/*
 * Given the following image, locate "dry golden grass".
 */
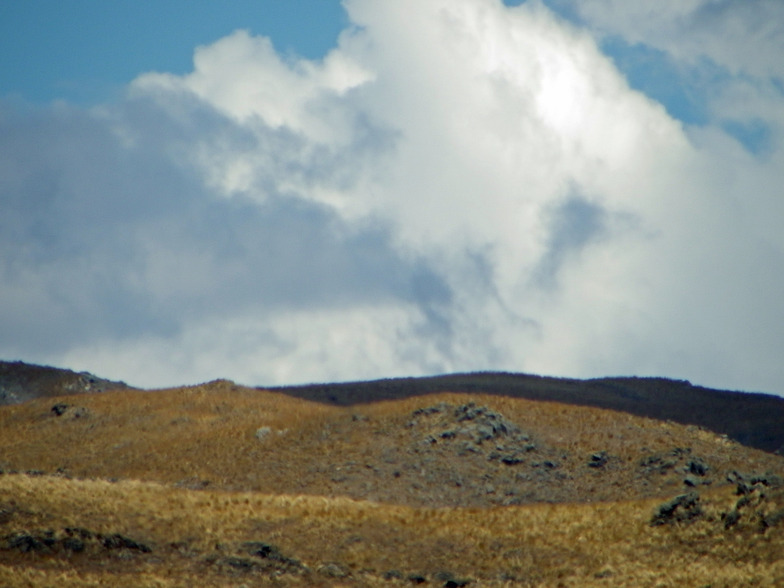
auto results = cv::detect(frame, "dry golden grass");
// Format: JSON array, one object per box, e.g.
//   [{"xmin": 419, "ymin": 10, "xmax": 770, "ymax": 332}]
[
  {"xmin": 0, "ymin": 381, "xmax": 338, "ymax": 487},
  {"xmin": 2, "ymin": 384, "xmax": 779, "ymax": 501},
  {"xmin": 1, "ymin": 380, "xmax": 783, "ymax": 586},
  {"xmin": 0, "ymin": 473, "xmax": 782, "ymax": 586}
]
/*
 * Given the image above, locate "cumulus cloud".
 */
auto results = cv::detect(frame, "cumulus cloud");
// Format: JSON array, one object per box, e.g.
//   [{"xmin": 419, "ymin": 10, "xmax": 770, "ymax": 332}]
[
  {"xmin": 1, "ymin": 0, "xmax": 783, "ymax": 394},
  {"xmin": 557, "ymin": 0, "xmax": 784, "ymax": 79},
  {"xmin": 555, "ymin": 0, "xmax": 784, "ymax": 152}
]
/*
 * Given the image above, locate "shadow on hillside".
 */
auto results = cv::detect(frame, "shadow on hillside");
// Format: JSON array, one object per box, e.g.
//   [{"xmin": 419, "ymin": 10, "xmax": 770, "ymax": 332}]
[
  {"xmin": 0, "ymin": 360, "xmax": 133, "ymax": 405},
  {"xmin": 268, "ymin": 372, "xmax": 784, "ymax": 455}
]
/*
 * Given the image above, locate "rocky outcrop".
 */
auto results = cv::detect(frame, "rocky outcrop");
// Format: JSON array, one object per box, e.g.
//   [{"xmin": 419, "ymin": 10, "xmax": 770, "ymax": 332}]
[
  {"xmin": 650, "ymin": 491, "xmax": 702, "ymax": 526},
  {"xmin": 721, "ymin": 471, "xmax": 784, "ymax": 530},
  {"xmin": 2, "ymin": 527, "xmax": 151, "ymax": 555},
  {"xmin": 50, "ymin": 403, "xmax": 90, "ymax": 419},
  {"xmin": 408, "ymin": 402, "xmax": 537, "ymax": 465},
  {"xmin": 639, "ymin": 447, "xmax": 716, "ymax": 488}
]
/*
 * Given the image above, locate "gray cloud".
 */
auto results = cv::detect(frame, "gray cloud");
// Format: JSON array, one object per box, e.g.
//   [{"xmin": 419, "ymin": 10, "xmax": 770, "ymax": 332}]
[
  {"xmin": 0, "ymin": 95, "xmax": 450, "ymax": 362},
  {"xmin": 555, "ymin": 0, "xmax": 784, "ymax": 78},
  {"xmin": 553, "ymin": 0, "xmax": 784, "ymax": 151},
  {"xmin": 533, "ymin": 196, "xmax": 607, "ymax": 288}
]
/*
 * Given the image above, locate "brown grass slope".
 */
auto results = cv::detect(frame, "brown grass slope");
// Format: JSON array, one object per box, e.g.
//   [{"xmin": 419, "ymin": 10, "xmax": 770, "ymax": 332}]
[
  {"xmin": 1, "ymin": 381, "xmax": 782, "ymax": 506},
  {"xmin": 269, "ymin": 372, "xmax": 784, "ymax": 454},
  {"xmin": 4, "ymin": 361, "xmax": 783, "ymax": 454},
  {"xmin": 1, "ymin": 473, "xmax": 783, "ymax": 587},
  {"xmin": 1, "ymin": 380, "xmax": 784, "ymax": 585}
]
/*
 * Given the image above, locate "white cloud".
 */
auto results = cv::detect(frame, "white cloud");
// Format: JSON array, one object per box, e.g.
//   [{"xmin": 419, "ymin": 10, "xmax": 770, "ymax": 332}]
[
  {"xmin": 1, "ymin": 0, "xmax": 783, "ymax": 394},
  {"xmin": 560, "ymin": 0, "xmax": 784, "ymax": 79},
  {"xmin": 556, "ymin": 0, "xmax": 784, "ymax": 150}
]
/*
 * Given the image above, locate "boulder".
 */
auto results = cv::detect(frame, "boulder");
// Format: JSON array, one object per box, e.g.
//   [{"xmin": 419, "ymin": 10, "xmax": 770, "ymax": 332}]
[
  {"xmin": 50, "ymin": 404, "xmax": 89, "ymax": 419},
  {"xmin": 318, "ymin": 562, "xmax": 350, "ymax": 578},
  {"xmin": 650, "ymin": 491, "xmax": 702, "ymax": 526},
  {"xmin": 722, "ymin": 509, "xmax": 741, "ymax": 529},
  {"xmin": 101, "ymin": 533, "xmax": 152, "ymax": 553},
  {"xmin": 687, "ymin": 459, "xmax": 709, "ymax": 476},
  {"xmin": 243, "ymin": 541, "xmax": 302, "ymax": 570},
  {"xmin": 588, "ymin": 451, "xmax": 609, "ymax": 468},
  {"xmin": 51, "ymin": 403, "xmax": 69, "ymax": 416}
]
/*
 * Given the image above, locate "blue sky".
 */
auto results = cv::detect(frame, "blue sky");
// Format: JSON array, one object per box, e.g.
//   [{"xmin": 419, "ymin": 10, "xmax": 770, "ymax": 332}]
[
  {"xmin": 0, "ymin": 1, "xmax": 705, "ymax": 120},
  {"xmin": 1, "ymin": 0, "xmax": 783, "ymax": 395},
  {"xmin": 1, "ymin": 0, "xmax": 764, "ymax": 151},
  {"xmin": 0, "ymin": 1, "xmax": 347, "ymax": 103}
]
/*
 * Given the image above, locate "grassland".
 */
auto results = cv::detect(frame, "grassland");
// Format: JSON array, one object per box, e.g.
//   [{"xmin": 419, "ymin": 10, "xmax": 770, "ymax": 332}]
[{"xmin": 1, "ymin": 377, "xmax": 783, "ymax": 586}]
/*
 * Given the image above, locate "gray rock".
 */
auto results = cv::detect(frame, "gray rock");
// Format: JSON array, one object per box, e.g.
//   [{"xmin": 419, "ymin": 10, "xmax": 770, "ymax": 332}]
[
  {"xmin": 318, "ymin": 562, "xmax": 350, "ymax": 578},
  {"xmin": 435, "ymin": 571, "xmax": 472, "ymax": 587},
  {"xmin": 687, "ymin": 459, "xmax": 709, "ymax": 476},
  {"xmin": 650, "ymin": 491, "xmax": 702, "ymax": 526},
  {"xmin": 384, "ymin": 570, "xmax": 404, "ymax": 580},
  {"xmin": 5, "ymin": 532, "xmax": 53, "ymax": 553},
  {"xmin": 62, "ymin": 537, "xmax": 86, "ymax": 552},
  {"xmin": 50, "ymin": 404, "xmax": 89, "ymax": 419},
  {"xmin": 474, "ymin": 424, "xmax": 495, "ymax": 442},
  {"xmin": 72, "ymin": 407, "xmax": 89, "ymax": 418},
  {"xmin": 500, "ymin": 453, "xmax": 525, "ymax": 466},
  {"xmin": 51, "ymin": 403, "xmax": 69, "ymax": 416},
  {"xmin": 722, "ymin": 509, "xmax": 741, "ymax": 529},
  {"xmin": 763, "ymin": 509, "xmax": 784, "ymax": 529},
  {"xmin": 242, "ymin": 541, "xmax": 302, "ymax": 570},
  {"xmin": 750, "ymin": 473, "xmax": 783, "ymax": 488},
  {"xmin": 223, "ymin": 557, "xmax": 255, "ymax": 570},
  {"xmin": 101, "ymin": 533, "xmax": 152, "ymax": 552},
  {"xmin": 588, "ymin": 451, "xmax": 609, "ymax": 468}
]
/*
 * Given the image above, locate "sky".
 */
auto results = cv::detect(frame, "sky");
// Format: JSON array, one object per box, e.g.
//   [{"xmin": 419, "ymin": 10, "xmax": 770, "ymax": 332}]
[{"xmin": 1, "ymin": 0, "xmax": 783, "ymax": 395}]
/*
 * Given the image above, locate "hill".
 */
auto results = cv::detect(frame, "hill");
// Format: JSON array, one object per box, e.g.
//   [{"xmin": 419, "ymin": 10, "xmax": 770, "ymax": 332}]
[
  {"xmin": 269, "ymin": 372, "xmax": 784, "ymax": 454},
  {"xmin": 0, "ymin": 360, "xmax": 133, "ymax": 405},
  {"xmin": 0, "ymin": 362, "xmax": 783, "ymax": 586},
  {"xmin": 4, "ymin": 361, "xmax": 783, "ymax": 454}
]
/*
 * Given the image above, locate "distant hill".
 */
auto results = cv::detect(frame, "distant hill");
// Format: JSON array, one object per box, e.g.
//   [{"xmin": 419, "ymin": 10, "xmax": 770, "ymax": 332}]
[
  {"xmin": 1, "ymin": 360, "xmax": 782, "ymax": 454},
  {"xmin": 0, "ymin": 360, "xmax": 134, "ymax": 405},
  {"xmin": 269, "ymin": 372, "xmax": 784, "ymax": 454}
]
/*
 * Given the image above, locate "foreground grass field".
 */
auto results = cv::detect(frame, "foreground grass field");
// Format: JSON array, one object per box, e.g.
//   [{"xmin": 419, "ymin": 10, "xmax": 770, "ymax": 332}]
[
  {"xmin": 1, "ymin": 473, "xmax": 782, "ymax": 586},
  {"xmin": 1, "ymin": 379, "xmax": 783, "ymax": 585}
]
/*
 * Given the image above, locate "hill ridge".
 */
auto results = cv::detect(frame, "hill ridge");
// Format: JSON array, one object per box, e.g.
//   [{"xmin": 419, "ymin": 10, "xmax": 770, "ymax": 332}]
[
  {"xmin": 267, "ymin": 371, "xmax": 784, "ymax": 454},
  {"xmin": 2, "ymin": 360, "xmax": 782, "ymax": 454}
]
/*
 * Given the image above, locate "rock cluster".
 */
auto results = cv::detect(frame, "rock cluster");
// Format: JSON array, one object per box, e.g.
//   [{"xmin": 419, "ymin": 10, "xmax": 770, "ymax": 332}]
[
  {"xmin": 651, "ymin": 470, "xmax": 784, "ymax": 532},
  {"xmin": 588, "ymin": 451, "xmax": 609, "ymax": 468},
  {"xmin": 382, "ymin": 569, "xmax": 471, "ymax": 587},
  {"xmin": 215, "ymin": 541, "xmax": 304, "ymax": 576},
  {"xmin": 409, "ymin": 402, "xmax": 537, "ymax": 466},
  {"xmin": 639, "ymin": 447, "xmax": 713, "ymax": 488},
  {"xmin": 722, "ymin": 471, "xmax": 784, "ymax": 531},
  {"xmin": 50, "ymin": 403, "xmax": 90, "ymax": 419},
  {"xmin": 650, "ymin": 491, "xmax": 702, "ymax": 526},
  {"xmin": 2, "ymin": 527, "xmax": 151, "ymax": 555}
]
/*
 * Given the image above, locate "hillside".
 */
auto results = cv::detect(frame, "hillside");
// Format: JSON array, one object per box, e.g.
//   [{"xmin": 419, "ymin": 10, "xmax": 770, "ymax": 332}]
[
  {"xmin": 0, "ymin": 363, "xmax": 783, "ymax": 586},
  {"xmin": 0, "ymin": 360, "xmax": 133, "ymax": 405},
  {"xmin": 269, "ymin": 372, "xmax": 784, "ymax": 454}
]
